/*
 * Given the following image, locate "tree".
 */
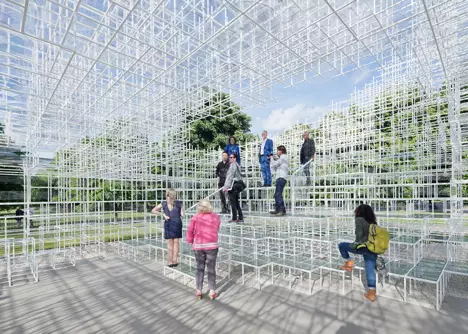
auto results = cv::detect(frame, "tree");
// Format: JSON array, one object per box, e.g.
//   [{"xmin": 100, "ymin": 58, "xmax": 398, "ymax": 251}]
[{"xmin": 186, "ymin": 92, "xmax": 256, "ymax": 150}]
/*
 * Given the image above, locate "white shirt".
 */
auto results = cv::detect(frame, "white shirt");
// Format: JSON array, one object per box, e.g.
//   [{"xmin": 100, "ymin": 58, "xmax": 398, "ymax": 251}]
[
  {"xmin": 270, "ymin": 154, "xmax": 289, "ymax": 179},
  {"xmin": 260, "ymin": 139, "xmax": 266, "ymax": 155}
]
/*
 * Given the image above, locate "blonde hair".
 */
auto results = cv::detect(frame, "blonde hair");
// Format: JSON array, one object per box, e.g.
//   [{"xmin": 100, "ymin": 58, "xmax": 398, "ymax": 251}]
[
  {"xmin": 166, "ymin": 189, "xmax": 177, "ymax": 203},
  {"xmin": 197, "ymin": 199, "xmax": 213, "ymax": 214}
]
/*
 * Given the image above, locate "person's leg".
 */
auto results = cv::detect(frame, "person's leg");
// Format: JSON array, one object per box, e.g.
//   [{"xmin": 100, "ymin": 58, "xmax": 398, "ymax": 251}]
[
  {"xmin": 219, "ymin": 188, "xmax": 228, "ymax": 212},
  {"xmin": 236, "ymin": 191, "xmax": 243, "ymax": 220},
  {"xmin": 273, "ymin": 180, "xmax": 280, "ymax": 213},
  {"xmin": 363, "ymin": 252, "xmax": 377, "ymax": 288},
  {"xmin": 173, "ymin": 238, "xmax": 180, "ymax": 264},
  {"xmin": 194, "ymin": 250, "xmax": 207, "ymax": 294},
  {"xmin": 277, "ymin": 178, "xmax": 286, "ymax": 213},
  {"xmin": 265, "ymin": 159, "xmax": 272, "ymax": 186},
  {"xmin": 229, "ymin": 191, "xmax": 238, "ymax": 220},
  {"xmin": 260, "ymin": 156, "xmax": 268, "ymax": 185},
  {"xmin": 206, "ymin": 248, "xmax": 219, "ymax": 294},
  {"xmin": 304, "ymin": 163, "xmax": 311, "ymax": 185},
  {"xmin": 338, "ymin": 242, "xmax": 354, "ymax": 259},
  {"xmin": 363, "ymin": 251, "xmax": 377, "ymax": 301},
  {"xmin": 167, "ymin": 239, "xmax": 174, "ymax": 265},
  {"xmin": 338, "ymin": 242, "xmax": 357, "ymax": 271}
]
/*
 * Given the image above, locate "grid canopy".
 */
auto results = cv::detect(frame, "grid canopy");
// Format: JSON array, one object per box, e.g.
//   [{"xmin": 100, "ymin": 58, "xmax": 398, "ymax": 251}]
[{"xmin": 1, "ymin": 0, "xmax": 467, "ymax": 170}]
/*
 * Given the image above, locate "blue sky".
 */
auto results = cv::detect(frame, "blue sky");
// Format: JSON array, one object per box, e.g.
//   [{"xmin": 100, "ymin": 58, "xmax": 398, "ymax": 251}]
[{"xmin": 246, "ymin": 69, "xmax": 374, "ymax": 136}]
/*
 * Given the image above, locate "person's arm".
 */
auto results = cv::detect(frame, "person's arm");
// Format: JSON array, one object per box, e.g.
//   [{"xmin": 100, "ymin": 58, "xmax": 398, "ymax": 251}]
[
  {"xmin": 186, "ymin": 216, "xmax": 196, "ymax": 244},
  {"xmin": 151, "ymin": 204, "xmax": 162, "ymax": 214},
  {"xmin": 352, "ymin": 217, "xmax": 365, "ymax": 248},
  {"xmin": 180, "ymin": 205, "xmax": 185, "ymax": 217},
  {"xmin": 216, "ymin": 215, "xmax": 221, "ymax": 231},
  {"xmin": 310, "ymin": 139, "xmax": 316, "ymax": 160},
  {"xmin": 267, "ymin": 139, "xmax": 273, "ymax": 156},
  {"xmin": 152, "ymin": 204, "xmax": 169, "ymax": 220},
  {"xmin": 270, "ymin": 155, "xmax": 281, "ymax": 171},
  {"xmin": 223, "ymin": 164, "xmax": 235, "ymax": 191},
  {"xmin": 216, "ymin": 163, "xmax": 220, "ymax": 177}
]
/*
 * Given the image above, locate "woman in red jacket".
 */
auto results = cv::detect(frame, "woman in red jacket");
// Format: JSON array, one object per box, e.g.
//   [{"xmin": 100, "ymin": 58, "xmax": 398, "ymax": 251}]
[{"xmin": 186, "ymin": 199, "xmax": 221, "ymax": 300}]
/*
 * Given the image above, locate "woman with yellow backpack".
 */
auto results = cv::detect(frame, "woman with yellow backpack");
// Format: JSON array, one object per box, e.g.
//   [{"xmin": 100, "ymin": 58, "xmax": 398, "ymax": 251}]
[{"xmin": 338, "ymin": 204, "xmax": 389, "ymax": 302}]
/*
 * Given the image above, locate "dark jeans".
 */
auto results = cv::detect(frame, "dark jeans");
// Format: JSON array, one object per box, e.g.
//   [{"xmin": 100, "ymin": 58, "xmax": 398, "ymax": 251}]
[
  {"xmin": 194, "ymin": 248, "xmax": 218, "ymax": 291},
  {"xmin": 228, "ymin": 183, "xmax": 243, "ymax": 220},
  {"xmin": 338, "ymin": 242, "xmax": 377, "ymax": 288},
  {"xmin": 218, "ymin": 182, "xmax": 229, "ymax": 212},
  {"xmin": 274, "ymin": 177, "xmax": 287, "ymax": 213},
  {"xmin": 303, "ymin": 158, "xmax": 311, "ymax": 185}
]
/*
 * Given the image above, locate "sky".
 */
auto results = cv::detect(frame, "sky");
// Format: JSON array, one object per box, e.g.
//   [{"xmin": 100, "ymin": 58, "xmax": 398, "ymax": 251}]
[{"xmin": 245, "ymin": 69, "xmax": 374, "ymax": 136}]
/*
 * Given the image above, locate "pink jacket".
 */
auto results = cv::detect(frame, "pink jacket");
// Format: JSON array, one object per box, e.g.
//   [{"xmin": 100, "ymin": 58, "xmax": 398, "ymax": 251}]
[{"xmin": 186, "ymin": 213, "xmax": 221, "ymax": 250}]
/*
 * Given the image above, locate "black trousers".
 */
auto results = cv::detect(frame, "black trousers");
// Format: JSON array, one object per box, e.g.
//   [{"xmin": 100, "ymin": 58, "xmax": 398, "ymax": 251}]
[
  {"xmin": 228, "ymin": 182, "xmax": 244, "ymax": 220},
  {"xmin": 218, "ymin": 182, "xmax": 229, "ymax": 212}
]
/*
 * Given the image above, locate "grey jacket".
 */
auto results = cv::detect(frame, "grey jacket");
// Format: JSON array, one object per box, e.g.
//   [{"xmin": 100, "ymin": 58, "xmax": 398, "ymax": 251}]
[
  {"xmin": 223, "ymin": 162, "xmax": 242, "ymax": 190},
  {"xmin": 351, "ymin": 217, "xmax": 370, "ymax": 248}
]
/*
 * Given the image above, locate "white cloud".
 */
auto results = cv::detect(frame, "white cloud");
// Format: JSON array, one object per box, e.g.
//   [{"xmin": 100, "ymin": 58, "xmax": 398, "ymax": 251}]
[
  {"xmin": 352, "ymin": 70, "xmax": 373, "ymax": 85},
  {"xmin": 262, "ymin": 104, "xmax": 327, "ymax": 133}
]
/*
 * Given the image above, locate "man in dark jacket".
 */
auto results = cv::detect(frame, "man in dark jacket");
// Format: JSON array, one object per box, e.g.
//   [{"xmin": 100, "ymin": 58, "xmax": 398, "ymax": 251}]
[
  {"xmin": 15, "ymin": 207, "xmax": 24, "ymax": 228},
  {"xmin": 300, "ymin": 131, "xmax": 316, "ymax": 186},
  {"xmin": 216, "ymin": 152, "xmax": 230, "ymax": 213}
]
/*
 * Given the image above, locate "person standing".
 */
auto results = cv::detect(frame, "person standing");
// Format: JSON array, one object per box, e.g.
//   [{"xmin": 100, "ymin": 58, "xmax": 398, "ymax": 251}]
[
  {"xmin": 269, "ymin": 146, "xmax": 289, "ymax": 216},
  {"xmin": 186, "ymin": 199, "xmax": 221, "ymax": 300},
  {"xmin": 223, "ymin": 153, "xmax": 245, "ymax": 223},
  {"xmin": 338, "ymin": 204, "xmax": 379, "ymax": 302},
  {"xmin": 300, "ymin": 131, "xmax": 316, "ymax": 186},
  {"xmin": 224, "ymin": 136, "xmax": 241, "ymax": 165},
  {"xmin": 259, "ymin": 130, "xmax": 274, "ymax": 187},
  {"xmin": 15, "ymin": 206, "xmax": 24, "ymax": 228},
  {"xmin": 152, "ymin": 189, "xmax": 184, "ymax": 267},
  {"xmin": 216, "ymin": 152, "xmax": 230, "ymax": 214}
]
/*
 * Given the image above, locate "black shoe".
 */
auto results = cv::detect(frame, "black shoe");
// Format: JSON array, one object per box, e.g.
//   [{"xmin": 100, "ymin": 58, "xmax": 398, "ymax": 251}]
[
  {"xmin": 168, "ymin": 264, "xmax": 174, "ymax": 268},
  {"xmin": 269, "ymin": 210, "xmax": 278, "ymax": 215},
  {"xmin": 237, "ymin": 219, "xmax": 244, "ymax": 223},
  {"xmin": 173, "ymin": 263, "xmax": 179, "ymax": 267}
]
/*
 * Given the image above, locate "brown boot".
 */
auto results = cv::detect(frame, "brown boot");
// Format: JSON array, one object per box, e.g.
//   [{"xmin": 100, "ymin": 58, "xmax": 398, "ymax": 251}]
[
  {"xmin": 364, "ymin": 289, "xmax": 376, "ymax": 302},
  {"xmin": 339, "ymin": 259, "xmax": 354, "ymax": 272}
]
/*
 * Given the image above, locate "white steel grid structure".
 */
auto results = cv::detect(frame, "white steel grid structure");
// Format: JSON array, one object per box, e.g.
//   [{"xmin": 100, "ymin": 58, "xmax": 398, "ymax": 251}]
[{"xmin": 0, "ymin": 0, "xmax": 467, "ymax": 310}]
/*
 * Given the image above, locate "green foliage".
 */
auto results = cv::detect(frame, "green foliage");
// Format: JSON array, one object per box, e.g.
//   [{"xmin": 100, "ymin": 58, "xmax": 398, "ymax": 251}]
[{"xmin": 186, "ymin": 92, "xmax": 255, "ymax": 150}]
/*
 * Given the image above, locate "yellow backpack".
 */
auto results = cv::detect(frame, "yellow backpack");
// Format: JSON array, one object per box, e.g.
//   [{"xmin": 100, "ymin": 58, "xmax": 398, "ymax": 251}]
[{"xmin": 365, "ymin": 224, "xmax": 390, "ymax": 254}]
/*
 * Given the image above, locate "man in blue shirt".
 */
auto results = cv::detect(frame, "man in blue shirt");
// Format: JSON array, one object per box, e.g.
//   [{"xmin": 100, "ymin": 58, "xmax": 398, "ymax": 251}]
[{"xmin": 259, "ymin": 130, "xmax": 273, "ymax": 186}]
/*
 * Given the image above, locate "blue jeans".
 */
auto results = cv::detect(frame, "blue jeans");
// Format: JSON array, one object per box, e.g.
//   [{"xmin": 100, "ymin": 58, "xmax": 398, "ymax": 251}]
[
  {"xmin": 260, "ymin": 155, "xmax": 271, "ymax": 185},
  {"xmin": 338, "ymin": 242, "xmax": 377, "ymax": 289},
  {"xmin": 274, "ymin": 178, "xmax": 287, "ymax": 213}
]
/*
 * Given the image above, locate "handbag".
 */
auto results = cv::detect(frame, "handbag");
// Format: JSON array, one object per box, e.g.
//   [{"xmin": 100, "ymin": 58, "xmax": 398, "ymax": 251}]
[{"xmin": 235, "ymin": 180, "xmax": 246, "ymax": 192}]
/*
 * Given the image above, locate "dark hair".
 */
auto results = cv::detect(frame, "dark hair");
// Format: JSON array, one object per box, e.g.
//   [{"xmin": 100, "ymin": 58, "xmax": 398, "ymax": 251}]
[
  {"xmin": 229, "ymin": 153, "xmax": 238, "ymax": 159},
  {"xmin": 277, "ymin": 145, "xmax": 287, "ymax": 154},
  {"xmin": 228, "ymin": 136, "xmax": 236, "ymax": 144},
  {"xmin": 354, "ymin": 204, "xmax": 376, "ymax": 224},
  {"xmin": 222, "ymin": 151, "xmax": 228, "ymax": 155}
]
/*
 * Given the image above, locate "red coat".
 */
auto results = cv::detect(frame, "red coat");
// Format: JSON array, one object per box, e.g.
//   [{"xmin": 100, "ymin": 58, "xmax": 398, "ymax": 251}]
[{"xmin": 186, "ymin": 213, "xmax": 221, "ymax": 250}]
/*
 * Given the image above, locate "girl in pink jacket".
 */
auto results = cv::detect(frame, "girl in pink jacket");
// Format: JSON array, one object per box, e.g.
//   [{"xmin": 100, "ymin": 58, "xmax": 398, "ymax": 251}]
[{"xmin": 186, "ymin": 199, "xmax": 221, "ymax": 300}]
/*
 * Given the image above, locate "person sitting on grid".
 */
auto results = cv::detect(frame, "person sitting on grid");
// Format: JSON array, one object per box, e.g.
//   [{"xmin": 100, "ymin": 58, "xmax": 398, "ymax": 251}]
[
  {"xmin": 300, "ymin": 131, "xmax": 316, "ymax": 186},
  {"xmin": 269, "ymin": 145, "xmax": 289, "ymax": 216},
  {"xmin": 259, "ymin": 130, "xmax": 274, "ymax": 187},
  {"xmin": 216, "ymin": 152, "xmax": 230, "ymax": 214}
]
